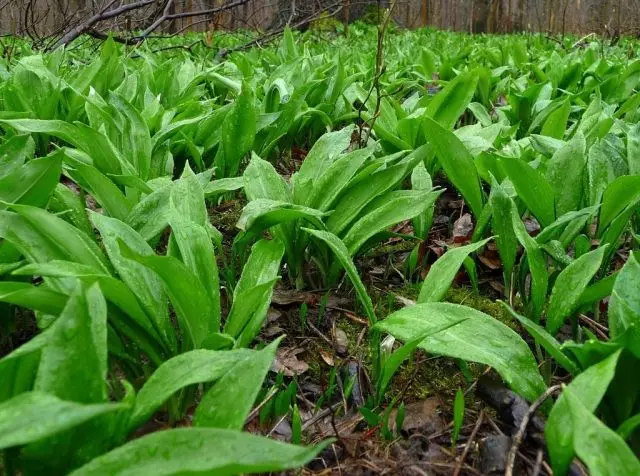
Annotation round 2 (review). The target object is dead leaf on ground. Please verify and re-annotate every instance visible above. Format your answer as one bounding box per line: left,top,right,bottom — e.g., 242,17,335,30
271,347,309,376
524,217,541,236
319,348,335,366
452,213,474,244
387,398,444,435
478,249,502,270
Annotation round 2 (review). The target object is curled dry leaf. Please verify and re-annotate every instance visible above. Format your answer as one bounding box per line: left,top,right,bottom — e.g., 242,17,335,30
319,349,334,366
452,213,474,244
387,398,444,435
271,347,309,377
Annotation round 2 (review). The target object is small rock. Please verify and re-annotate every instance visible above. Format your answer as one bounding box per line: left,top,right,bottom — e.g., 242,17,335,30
332,327,349,356
479,434,512,476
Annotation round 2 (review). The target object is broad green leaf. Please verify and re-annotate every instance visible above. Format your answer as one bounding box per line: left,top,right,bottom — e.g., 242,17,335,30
118,240,213,350
68,162,131,221
598,176,640,235
5,204,111,275
608,252,640,357
0,282,67,316
565,389,640,476
546,351,621,476
546,132,586,216
35,281,107,404
12,261,160,346
627,122,640,175
90,212,175,353
326,148,425,236
195,339,279,429
221,83,256,177
49,183,93,238
587,140,615,207
502,304,578,375
70,428,330,476
225,238,284,343
203,177,244,198
541,98,570,139
490,178,518,292
547,246,607,334
0,331,49,402
304,228,376,325
292,126,354,206
418,238,491,304
426,70,478,130
411,162,434,239
237,199,326,236
169,165,220,331
500,157,555,227
342,189,441,256
308,147,373,212
536,206,599,245
0,151,61,210
0,392,126,450
424,117,484,218
375,303,546,401
130,349,253,430
108,92,152,180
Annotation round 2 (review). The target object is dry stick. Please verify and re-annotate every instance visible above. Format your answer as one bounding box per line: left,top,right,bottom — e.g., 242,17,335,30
357,0,399,146
53,0,155,48
244,386,279,425
452,410,484,476
137,0,250,39
505,385,562,476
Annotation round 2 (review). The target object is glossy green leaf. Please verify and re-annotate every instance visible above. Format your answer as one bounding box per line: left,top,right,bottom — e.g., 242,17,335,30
342,189,441,256
304,228,376,325
130,349,253,430
546,351,621,476
118,240,213,350
0,392,126,450
426,70,479,130
0,151,61,210
375,303,546,401
220,83,256,177
547,246,607,334
489,178,518,292
503,304,578,374
35,281,107,404
424,117,484,217
564,388,640,476
195,339,279,429
608,252,640,357
418,238,491,304
499,156,555,227
70,428,330,476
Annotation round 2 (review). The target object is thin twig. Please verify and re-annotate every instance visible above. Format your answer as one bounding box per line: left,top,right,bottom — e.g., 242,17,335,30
453,410,484,476
505,385,562,476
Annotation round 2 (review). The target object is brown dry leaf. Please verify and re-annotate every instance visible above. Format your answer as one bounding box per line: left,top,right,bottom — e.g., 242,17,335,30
489,280,505,294
319,349,335,366
271,347,309,377
271,289,317,306
342,310,368,326
478,249,502,270
524,217,541,236
452,213,474,244
387,398,444,435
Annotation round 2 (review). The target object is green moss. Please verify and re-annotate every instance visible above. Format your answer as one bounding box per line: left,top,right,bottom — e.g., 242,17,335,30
444,287,518,331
